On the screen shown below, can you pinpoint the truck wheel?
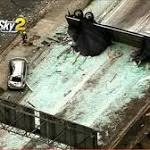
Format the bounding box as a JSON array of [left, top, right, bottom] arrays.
[[85, 12, 95, 22], [74, 9, 83, 19]]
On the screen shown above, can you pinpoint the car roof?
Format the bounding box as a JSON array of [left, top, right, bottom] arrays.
[[9, 57, 27, 76], [9, 57, 27, 62]]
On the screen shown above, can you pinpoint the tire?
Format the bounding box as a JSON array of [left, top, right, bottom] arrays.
[[85, 12, 95, 22], [74, 9, 83, 19]]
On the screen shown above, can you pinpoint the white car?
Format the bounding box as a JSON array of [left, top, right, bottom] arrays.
[[7, 57, 27, 90]]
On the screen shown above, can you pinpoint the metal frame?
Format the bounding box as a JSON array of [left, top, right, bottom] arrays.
[[0, 99, 98, 149]]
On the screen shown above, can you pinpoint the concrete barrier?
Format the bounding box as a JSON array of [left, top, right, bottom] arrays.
[[0, 99, 98, 149]]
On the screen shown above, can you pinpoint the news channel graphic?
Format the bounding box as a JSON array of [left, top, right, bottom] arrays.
[[0, 17, 26, 33]]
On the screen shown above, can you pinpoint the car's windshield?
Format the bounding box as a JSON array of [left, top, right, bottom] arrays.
[[12, 76, 21, 82]]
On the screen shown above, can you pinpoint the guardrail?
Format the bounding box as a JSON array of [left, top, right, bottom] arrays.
[[0, 99, 98, 149]]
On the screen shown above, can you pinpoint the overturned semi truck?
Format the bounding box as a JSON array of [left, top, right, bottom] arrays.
[[66, 10, 150, 64]]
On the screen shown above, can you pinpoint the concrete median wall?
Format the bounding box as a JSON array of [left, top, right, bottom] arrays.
[[0, 100, 35, 132], [0, 99, 98, 149], [40, 111, 98, 148]]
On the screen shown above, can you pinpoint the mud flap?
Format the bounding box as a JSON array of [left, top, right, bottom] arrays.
[[132, 36, 150, 63]]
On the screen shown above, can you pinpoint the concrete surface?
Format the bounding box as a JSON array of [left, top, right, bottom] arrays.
[[0, 0, 58, 52], [0, 0, 150, 148]]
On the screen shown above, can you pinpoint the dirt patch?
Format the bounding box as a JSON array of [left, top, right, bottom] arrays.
[[93, 88, 150, 148]]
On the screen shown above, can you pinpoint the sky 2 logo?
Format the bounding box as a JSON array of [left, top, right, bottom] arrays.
[[0, 17, 26, 33]]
